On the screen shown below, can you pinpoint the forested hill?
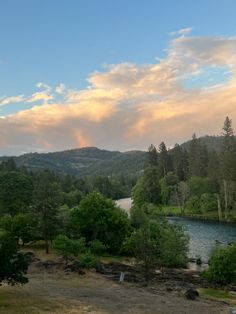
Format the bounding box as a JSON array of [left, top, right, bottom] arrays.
[[181, 135, 231, 152], [0, 135, 227, 176], [0, 147, 147, 177]]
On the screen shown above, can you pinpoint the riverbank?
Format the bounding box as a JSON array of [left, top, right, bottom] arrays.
[[159, 206, 236, 224]]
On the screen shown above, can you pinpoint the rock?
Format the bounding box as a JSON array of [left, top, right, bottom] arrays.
[[96, 263, 107, 274], [184, 289, 199, 300], [24, 251, 40, 263]]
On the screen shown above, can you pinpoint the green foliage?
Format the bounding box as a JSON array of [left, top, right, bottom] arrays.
[[188, 176, 213, 197], [0, 232, 29, 285], [128, 225, 161, 282], [79, 253, 98, 269], [126, 219, 188, 281], [185, 196, 201, 213], [0, 213, 39, 244], [200, 193, 217, 212], [132, 166, 161, 207], [33, 170, 62, 253], [203, 244, 236, 285], [148, 144, 158, 166], [130, 203, 159, 229], [188, 134, 208, 177], [53, 235, 85, 263], [71, 192, 131, 254], [89, 239, 107, 256], [160, 172, 178, 205], [0, 171, 33, 216], [62, 190, 83, 208], [159, 223, 189, 267]]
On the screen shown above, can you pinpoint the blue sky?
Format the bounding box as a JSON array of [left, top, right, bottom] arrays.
[[0, 0, 236, 154], [1, 0, 236, 101]]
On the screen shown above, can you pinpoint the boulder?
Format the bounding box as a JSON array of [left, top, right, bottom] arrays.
[[185, 289, 199, 300]]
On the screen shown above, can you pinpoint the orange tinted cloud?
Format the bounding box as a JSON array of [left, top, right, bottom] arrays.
[[1, 31, 236, 154]]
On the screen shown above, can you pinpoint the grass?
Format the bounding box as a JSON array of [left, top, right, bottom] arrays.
[[199, 288, 236, 304], [158, 206, 182, 216], [0, 288, 61, 314]]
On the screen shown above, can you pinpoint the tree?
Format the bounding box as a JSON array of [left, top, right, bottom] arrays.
[[0, 171, 33, 217], [159, 172, 178, 205], [132, 166, 161, 207], [148, 144, 158, 166], [189, 134, 208, 177], [127, 219, 188, 282], [188, 176, 213, 197], [171, 144, 189, 181], [158, 142, 172, 177], [220, 117, 236, 219], [71, 192, 131, 254], [0, 213, 39, 245], [33, 170, 62, 254], [0, 232, 29, 285], [0, 158, 17, 171], [128, 224, 161, 282]]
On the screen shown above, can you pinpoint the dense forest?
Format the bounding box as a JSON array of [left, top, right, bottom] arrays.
[[132, 116, 236, 222]]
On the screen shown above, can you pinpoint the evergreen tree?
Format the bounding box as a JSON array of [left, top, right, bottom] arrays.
[[158, 142, 171, 177], [171, 144, 189, 180], [148, 144, 158, 166], [189, 134, 208, 177], [220, 117, 236, 218], [33, 170, 62, 254]]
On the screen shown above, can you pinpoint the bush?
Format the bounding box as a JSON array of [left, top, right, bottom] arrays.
[[0, 232, 29, 285], [89, 239, 107, 256], [53, 235, 86, 264], [185, 196, 201, 213], [203, 244, 236, 285], [79, 253, 98, 269]]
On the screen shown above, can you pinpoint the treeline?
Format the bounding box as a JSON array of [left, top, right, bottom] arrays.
[[132, 117, 236, 221]]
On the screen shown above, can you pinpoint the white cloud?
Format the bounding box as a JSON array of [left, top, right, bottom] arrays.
[[169, 27, 193, 37], [0, 32, 236, 155], [0, 95, 25, 107]]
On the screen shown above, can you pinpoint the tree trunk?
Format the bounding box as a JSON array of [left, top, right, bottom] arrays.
[[44, 221, 49, 254], [217, 194, 222, 222], [223, 180, 228, 220]]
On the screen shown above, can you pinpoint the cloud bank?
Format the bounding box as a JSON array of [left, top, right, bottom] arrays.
[[1, 30, 236, 155]]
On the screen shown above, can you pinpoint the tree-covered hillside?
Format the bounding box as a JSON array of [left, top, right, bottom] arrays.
[[0, 147, 147, 177], [0, 136, 230, 177]]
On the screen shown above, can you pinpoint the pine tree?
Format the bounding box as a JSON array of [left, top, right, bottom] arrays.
[[158, 142, 171, 177], [148, 144, 158, 166], [220, 117, 236, 219]]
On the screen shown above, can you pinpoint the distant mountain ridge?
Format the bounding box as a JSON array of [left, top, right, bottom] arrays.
[[0, 136, 228, 176], [0, 147, 147, 177]]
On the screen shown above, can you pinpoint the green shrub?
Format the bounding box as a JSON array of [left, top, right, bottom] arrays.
[[89, 239, 107, 256], [203, 244, 236, 285], [53, 235, 86, 264], [79, 253, 98, 269]]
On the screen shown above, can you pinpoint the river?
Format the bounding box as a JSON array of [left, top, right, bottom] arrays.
[[116, 198, 236, 261]]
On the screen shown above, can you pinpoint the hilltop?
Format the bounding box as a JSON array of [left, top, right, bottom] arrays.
[[0, 136, 228, 176]]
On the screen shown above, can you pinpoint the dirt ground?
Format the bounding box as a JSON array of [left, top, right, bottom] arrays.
[[0, 266, 234, 314]]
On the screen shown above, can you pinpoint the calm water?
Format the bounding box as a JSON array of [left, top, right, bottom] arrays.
[[116, 198, 236, 261], [168, 217, 236, 262]]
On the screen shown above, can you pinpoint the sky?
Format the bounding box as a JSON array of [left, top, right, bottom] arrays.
[[1, 0, 236, 155]]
